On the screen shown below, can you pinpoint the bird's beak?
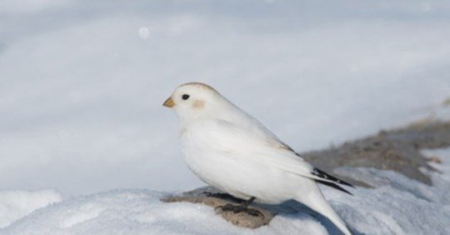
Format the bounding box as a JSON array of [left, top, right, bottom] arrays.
[[163, 97, 175, 108]]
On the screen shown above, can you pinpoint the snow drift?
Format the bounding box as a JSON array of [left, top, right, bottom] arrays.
[[0, 190, 62, 228], [2, 148, 450, 234]]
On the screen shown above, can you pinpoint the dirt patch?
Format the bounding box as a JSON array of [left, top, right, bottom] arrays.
[[162, 187, 275, 229], [303, 120, 450, 186]]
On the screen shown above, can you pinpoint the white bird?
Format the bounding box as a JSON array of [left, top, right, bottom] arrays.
[[163, 82, 353, 235]]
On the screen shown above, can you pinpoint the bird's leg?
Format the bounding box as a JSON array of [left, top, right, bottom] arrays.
[[216, 196, 263, 217], [241, 196, 256, 208], [203, 192, 245, 203]]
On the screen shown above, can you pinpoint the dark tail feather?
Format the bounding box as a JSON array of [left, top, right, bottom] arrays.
[[311, 168, 355, 188], [311, 167, 356, 195], [317, 180, 353, 196]]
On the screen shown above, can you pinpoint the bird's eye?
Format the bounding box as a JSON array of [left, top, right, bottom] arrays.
[[182, 94, 190, 100]]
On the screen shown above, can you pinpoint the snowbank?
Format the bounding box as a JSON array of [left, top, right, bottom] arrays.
[[1, 190, 327, 235], [0, 190, 62, 228], [2, 152, 450, 234]]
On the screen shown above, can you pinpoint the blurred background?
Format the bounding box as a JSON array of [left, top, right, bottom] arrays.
[[0, 0, 449, 196]]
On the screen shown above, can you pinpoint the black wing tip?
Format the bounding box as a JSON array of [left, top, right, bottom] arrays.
[[311, 168, 356, 188], [317, 180, 354, 196]]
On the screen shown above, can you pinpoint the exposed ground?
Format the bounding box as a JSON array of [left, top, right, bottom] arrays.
[[304, 119, 450, 187]]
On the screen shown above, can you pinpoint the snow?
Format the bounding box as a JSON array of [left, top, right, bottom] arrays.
[[0, 190, 62, 228], [1, 190, 327, 235], [1, 0, 450, 234], [423, 148, 450, 183], [1, 155, 450, 234], [1, 147, 450, 234], [328, 165, 450, 235]]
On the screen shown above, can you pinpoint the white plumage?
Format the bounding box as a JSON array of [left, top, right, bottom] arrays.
[[164, 82, 352, 235]]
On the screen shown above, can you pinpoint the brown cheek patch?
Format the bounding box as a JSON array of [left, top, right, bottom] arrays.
[[193, 100, 205, 109]]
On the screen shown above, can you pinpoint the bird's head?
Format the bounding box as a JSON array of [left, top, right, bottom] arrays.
[[163, 82, 227, 124]]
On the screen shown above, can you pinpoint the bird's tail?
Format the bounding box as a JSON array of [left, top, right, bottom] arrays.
[[295, 183, 351, 235]]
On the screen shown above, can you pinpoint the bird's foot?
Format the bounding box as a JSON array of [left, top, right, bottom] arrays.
[[203, 192, 245, 203], [216, 203, 264, 217]]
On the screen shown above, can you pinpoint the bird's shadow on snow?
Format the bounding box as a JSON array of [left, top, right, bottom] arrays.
[[258, 200, 362, 235]]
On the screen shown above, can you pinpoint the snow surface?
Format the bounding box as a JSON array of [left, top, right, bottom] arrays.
[[0, 190, 62, 228], [1, 150, 450, 234], [1, 1, 450, 234], [1, 190, 328, 235]]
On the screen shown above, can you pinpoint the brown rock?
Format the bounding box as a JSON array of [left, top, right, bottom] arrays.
[[162, 188, 275, 229], [428, 156, 442, 164]]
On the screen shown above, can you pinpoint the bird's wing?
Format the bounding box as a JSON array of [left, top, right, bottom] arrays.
[[197, 119, 348, 186], [223, 114, 356, 192]]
